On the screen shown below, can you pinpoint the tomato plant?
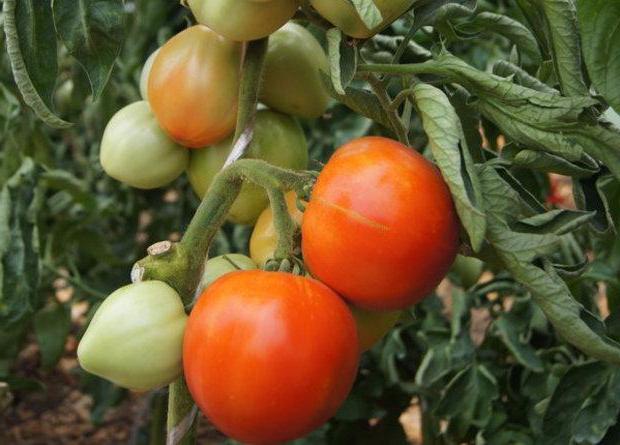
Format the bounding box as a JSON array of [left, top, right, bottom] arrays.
[[302, 136, 460, 310], [187, 0, 299, 42], [310, 0, 415, 38], [260, 22, 330, 118], [77, 281, 187, 391], [5, 1, 620, 444], [148, 25, 243, 148], [100, 101, 189, 189], [183, 270, 359, 444], [187, 110, 308, 225]]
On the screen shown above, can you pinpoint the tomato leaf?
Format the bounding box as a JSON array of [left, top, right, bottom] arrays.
[[321, 72, 392, 129], [493, 60, 557, 94], [503, 147, 599, 178], [479, 164, 620, 366], [0, 158, 43, 327], [435, 364, 499, 434], [34, 303, 71, 369], [326, 28, 357, 95], [349, 0, 383, 30], [540, 0, 588, 97], [456, 12, 541, 64], [511, 209, 596, 236], [52, 0, 125, 101], [494, 306, 544, 372], [413, 83, 486, 251], [2, 0, 71, 128], [577, 0, 620, 112], [541, 362, 612, 444]]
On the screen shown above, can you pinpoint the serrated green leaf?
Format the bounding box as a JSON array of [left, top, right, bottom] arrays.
[[512, 209, 596, 236], [458, 12, 541, 64], [52, 0, 125, 100], [542, 361, 611, 444], [436, 364, 499, 432], [493, 61, 557, 94], [508, 149, 599, 178], [540, 0, 588, 97], [326, 28, 357, 95], [413, 83, 486, 251], [2, 0, 71, 128], [577, 0, 620, 111], [571, 370, 620, 444], [321, 72, 392, 129], [494, 311, 544, 372], [0, 158, 43, 326], [479, 165, 620, 366]]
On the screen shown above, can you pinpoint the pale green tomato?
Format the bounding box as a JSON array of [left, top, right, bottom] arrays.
[[139, 49, 159, 101], [261, 22, 330, 119], [77, 281, 187, 391], [187, 110, 308, 225], [100, 101, 189, 189], [198, 254, 257, 294], [188, 0, 299, 42], [310, 0, 415, 39]]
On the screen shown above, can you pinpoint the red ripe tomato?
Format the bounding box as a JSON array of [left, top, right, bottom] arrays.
[[183, 270, 359, 444], [302, 136, 460, 310], [147, 26, 243, 148]]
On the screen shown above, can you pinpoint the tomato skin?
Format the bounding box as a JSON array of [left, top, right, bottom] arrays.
[[183, 270, 359, 444], [100, 101, 189, 189], [310, 0, 415, 39], [187, 110, 308, 225], [188, 0, 298, 42], [302, 136, 460, 310], [139, 48, 159, 101], [351, 306, 402, 352], [249, 191, 304, 267], [148, 26, 242, 148], [260, 22, 330, 119], [451, 255, 484, 289], [198, 254, 257, 293], [77, 281, 187, 391]]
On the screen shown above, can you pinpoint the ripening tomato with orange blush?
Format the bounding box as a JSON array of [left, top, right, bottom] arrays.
[[183, 270, 359, 444], [302, 136, 460, 311], [147, 26, 242, 148]]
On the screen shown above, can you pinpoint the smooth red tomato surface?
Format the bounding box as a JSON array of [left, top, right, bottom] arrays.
[[302, 136, 460, 310], [183, 270, 359, 444], [148, 26, 242, 148]]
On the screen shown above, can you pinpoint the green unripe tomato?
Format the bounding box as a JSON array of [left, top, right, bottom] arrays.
[[139, 49, 159, 101], [100, 101, 189, 189], [198, 254, 257, 294], [260, 22, 330, 119], [451, 255, 484, 289], [187, 110, 308, 225], [350, 306, 402, 352], [187, 0, 299, 42], [310, 0, 415, 39], [77, 281, 188, 391]]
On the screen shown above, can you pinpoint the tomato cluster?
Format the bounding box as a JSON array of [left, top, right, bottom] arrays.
[[83, 3, 460, 444]]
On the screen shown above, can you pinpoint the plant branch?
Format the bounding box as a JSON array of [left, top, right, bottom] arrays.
[[360, 72, 410, 145], [266, 187, 297, 262]]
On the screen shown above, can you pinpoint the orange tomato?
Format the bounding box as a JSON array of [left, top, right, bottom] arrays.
[[302, 136, 460, 310], [183, 270, 359, 444], [147, 26, 242, 148], [249, 191, 304, 267]]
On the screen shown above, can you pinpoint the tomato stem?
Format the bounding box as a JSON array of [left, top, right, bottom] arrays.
[[265, 187, 297, 263]]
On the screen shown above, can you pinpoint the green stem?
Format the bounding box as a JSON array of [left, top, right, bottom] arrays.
[[148, 391, 167, 445], [266, 187, 297, 261], [167, 377, 197, 445], [233, 37, 268, 144], [361, 72, 410, 145]]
